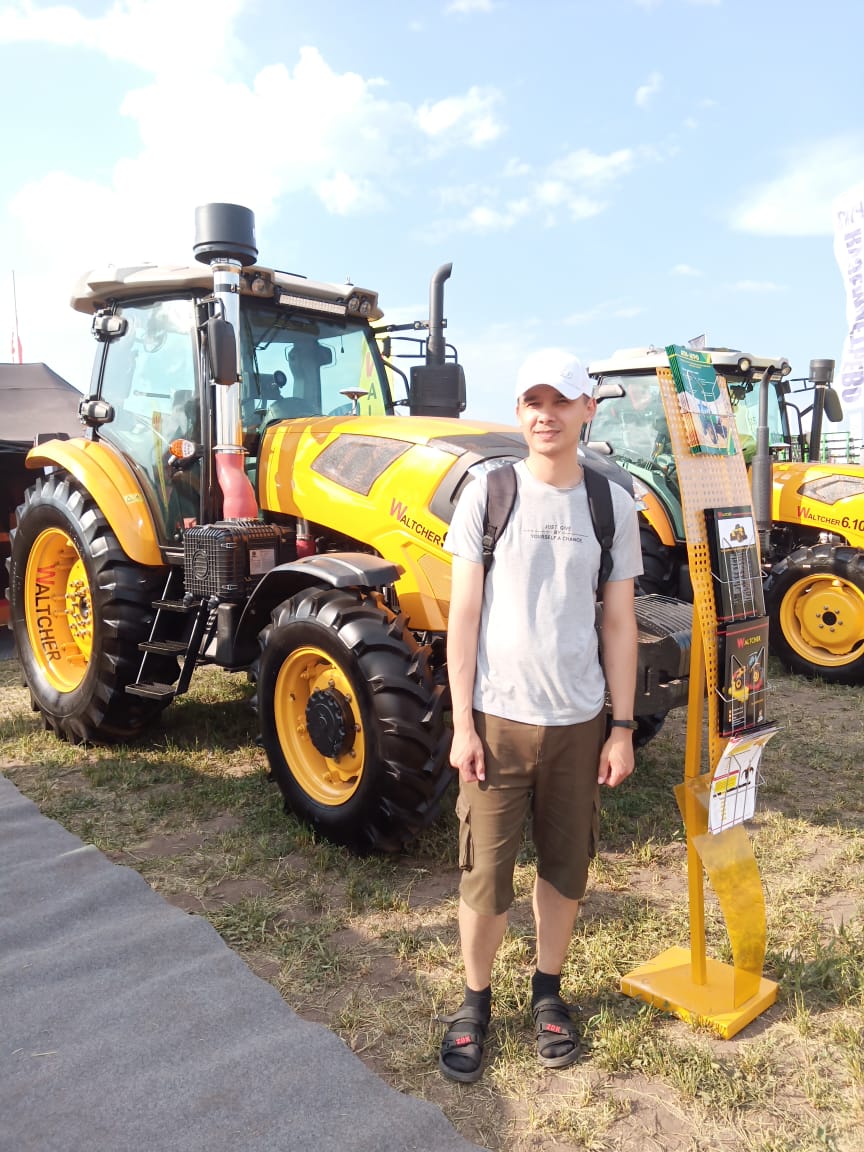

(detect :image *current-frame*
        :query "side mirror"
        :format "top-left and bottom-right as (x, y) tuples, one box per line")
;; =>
(592, 380), (626, 402)
(79, 397), (115, 427)
(91, 311), (127, 342)
(823, 386), (844, 424)
(409, 362), (466, 418)
(206, 316), (238, 386)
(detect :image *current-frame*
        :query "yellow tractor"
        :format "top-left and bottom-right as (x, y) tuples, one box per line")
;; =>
(7, 205), (692, 852)
(587, 347), (864, 683)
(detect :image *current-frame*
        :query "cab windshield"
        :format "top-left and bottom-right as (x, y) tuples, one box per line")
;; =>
(238, 303), (392, 443)
(728, 379), (788, 456)
(588, 373), (669, 460)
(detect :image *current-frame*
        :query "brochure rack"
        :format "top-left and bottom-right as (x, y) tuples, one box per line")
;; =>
(620, 346), (778, 1038)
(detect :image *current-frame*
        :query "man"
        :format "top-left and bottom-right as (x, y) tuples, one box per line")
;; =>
(439, 348), (642, 1083)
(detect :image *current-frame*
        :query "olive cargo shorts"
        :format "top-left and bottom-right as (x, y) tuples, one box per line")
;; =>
(457, 710), (605, 916)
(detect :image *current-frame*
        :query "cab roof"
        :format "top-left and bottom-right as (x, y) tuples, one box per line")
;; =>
(587, 346), (788, 377)
(69, 263), (383, 321)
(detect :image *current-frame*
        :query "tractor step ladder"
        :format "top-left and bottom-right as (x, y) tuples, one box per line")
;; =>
(126, 568), (213, 703)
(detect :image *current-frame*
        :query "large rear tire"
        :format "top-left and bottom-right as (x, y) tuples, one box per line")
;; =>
(7, 472), (175, 742)
(257, 586), (450, 853)
(764, 544), (864, 683)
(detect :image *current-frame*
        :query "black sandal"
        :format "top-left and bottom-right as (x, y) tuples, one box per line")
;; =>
(532, 995), (581, 1069)
(436, 1004), (489, 1083)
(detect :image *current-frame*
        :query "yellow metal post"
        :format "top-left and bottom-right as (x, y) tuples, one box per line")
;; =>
(620, 358), (777, 1038)
(683, 621), (706, 986)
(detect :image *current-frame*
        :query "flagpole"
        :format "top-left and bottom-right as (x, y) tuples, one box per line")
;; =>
(11, 270), (23, 364)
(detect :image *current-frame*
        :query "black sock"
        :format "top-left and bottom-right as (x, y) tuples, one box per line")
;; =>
(531, 969), (561, 1005)
(463, 983), (492, 1018)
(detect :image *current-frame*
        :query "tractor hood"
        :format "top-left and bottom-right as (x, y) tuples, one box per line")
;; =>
(772, 459), (864, 549)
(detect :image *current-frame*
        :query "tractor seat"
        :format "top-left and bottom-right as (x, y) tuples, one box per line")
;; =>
(268, 397), (316, 419)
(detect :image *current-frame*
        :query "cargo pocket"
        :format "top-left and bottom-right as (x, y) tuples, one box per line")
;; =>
(588, 789), (600, 861)
(456, 792), (473, 872)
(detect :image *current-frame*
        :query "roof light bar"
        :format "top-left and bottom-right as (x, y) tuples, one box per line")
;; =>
(277, 291), (347, 317)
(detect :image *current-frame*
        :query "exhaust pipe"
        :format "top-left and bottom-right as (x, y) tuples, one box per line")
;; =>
(426, 263), (452, 367)
(193, 203), (259, 520)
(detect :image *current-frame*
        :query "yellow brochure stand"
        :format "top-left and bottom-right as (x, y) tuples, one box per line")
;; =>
(620, 356), (778, 1038)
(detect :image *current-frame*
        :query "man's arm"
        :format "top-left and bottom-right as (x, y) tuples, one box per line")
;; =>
(597, 576), (638, 787)
(446, 555), (486, 783)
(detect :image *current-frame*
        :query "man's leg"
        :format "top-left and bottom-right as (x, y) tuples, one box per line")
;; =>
(528, 716), (604, 1068)
(439, 714), (531, 1082)
(438, 901), (507, 1082)
(533, 875), (580, 976)
(459, 897), (508, 991)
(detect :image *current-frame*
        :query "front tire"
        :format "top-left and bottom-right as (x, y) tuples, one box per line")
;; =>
(764, 544), (864, 683)
(7, 472), (174, 742)
(258, 586), (450, 853)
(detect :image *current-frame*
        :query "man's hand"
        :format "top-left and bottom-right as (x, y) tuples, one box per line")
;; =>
(450, 725), (486, 784)
(597, 730), (635, 788)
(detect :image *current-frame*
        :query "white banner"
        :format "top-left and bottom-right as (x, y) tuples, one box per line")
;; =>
(833, 182), (864, 434)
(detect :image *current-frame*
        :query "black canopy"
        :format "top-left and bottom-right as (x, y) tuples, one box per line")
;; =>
(0, 363), (83, 451)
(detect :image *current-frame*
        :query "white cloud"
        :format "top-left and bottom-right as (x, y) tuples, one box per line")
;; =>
(732, 280), (787, 293)
(730, 136), (864, 237)
(439, 144), (642, 234)
(446, 0), (495, 12)
(0, 4), (521, 377)
(416, 86), (504, 147)
(461, 202), (530, 232)
(635, 71), (662, 108)
(568, 197), (606, 221)
(0, 0), (245, 74)
(550, 148), (635, 185)
(672, 264), (703, 277)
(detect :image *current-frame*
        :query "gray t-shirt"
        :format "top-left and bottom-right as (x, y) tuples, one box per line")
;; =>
(445, 459), (643, 726)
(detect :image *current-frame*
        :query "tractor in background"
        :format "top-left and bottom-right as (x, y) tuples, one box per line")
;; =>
(586, 347), (864, 683)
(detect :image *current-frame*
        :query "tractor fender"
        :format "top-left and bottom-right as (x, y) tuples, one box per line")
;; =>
(637, 486), (677, 547)
(236, 552), (403, 649)
(26, 438), (163, 567)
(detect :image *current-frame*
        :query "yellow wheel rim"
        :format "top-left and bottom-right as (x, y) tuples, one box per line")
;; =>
(273, 645), (364, 807)
(24, 526), (93, 692)
(779, 571), (864, 669)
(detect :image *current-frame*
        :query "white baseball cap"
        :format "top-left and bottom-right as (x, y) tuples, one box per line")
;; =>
(516, 348), (594, 401)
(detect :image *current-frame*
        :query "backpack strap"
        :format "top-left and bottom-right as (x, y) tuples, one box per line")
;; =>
(481, 463), (517, 573)
(582, 461), (615, 593)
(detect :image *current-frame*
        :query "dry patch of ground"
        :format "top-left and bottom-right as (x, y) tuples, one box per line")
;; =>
(1, 659), (862, 1152)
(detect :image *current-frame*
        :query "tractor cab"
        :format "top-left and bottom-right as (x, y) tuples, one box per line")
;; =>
(71, 254), (463, 548)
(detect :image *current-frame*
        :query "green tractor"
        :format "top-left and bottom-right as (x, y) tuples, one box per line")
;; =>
(586, 347), (864, 683)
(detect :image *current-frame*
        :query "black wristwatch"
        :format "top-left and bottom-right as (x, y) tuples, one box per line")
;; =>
(610, 719), (638, 731)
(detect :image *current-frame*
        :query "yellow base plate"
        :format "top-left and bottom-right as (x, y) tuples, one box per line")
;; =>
(621, 946), (778, 1039)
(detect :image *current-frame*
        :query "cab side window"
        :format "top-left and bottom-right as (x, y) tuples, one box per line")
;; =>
(97, 298), (200, 541)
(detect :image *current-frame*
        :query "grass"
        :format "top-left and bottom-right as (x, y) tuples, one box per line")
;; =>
(1, 658), (863, 1152)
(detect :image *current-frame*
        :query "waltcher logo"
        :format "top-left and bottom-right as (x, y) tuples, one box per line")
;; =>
(389, 497), (444, 548)
(32, 564), (62, 661)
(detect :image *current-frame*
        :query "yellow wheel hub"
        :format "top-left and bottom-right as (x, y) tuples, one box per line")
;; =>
(24, 526), (93, 692)
(780, 571), (864, 668)
(273, 645), (364, 806)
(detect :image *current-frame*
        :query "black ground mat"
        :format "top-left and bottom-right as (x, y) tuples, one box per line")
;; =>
(0, 773), (481, 1152)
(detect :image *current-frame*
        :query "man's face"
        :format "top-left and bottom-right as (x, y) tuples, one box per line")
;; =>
(516, 385), (596, 457)
(628, 380), (652, 410)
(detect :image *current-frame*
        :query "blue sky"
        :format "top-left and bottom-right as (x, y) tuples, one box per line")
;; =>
(2, 0), (863, 426)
